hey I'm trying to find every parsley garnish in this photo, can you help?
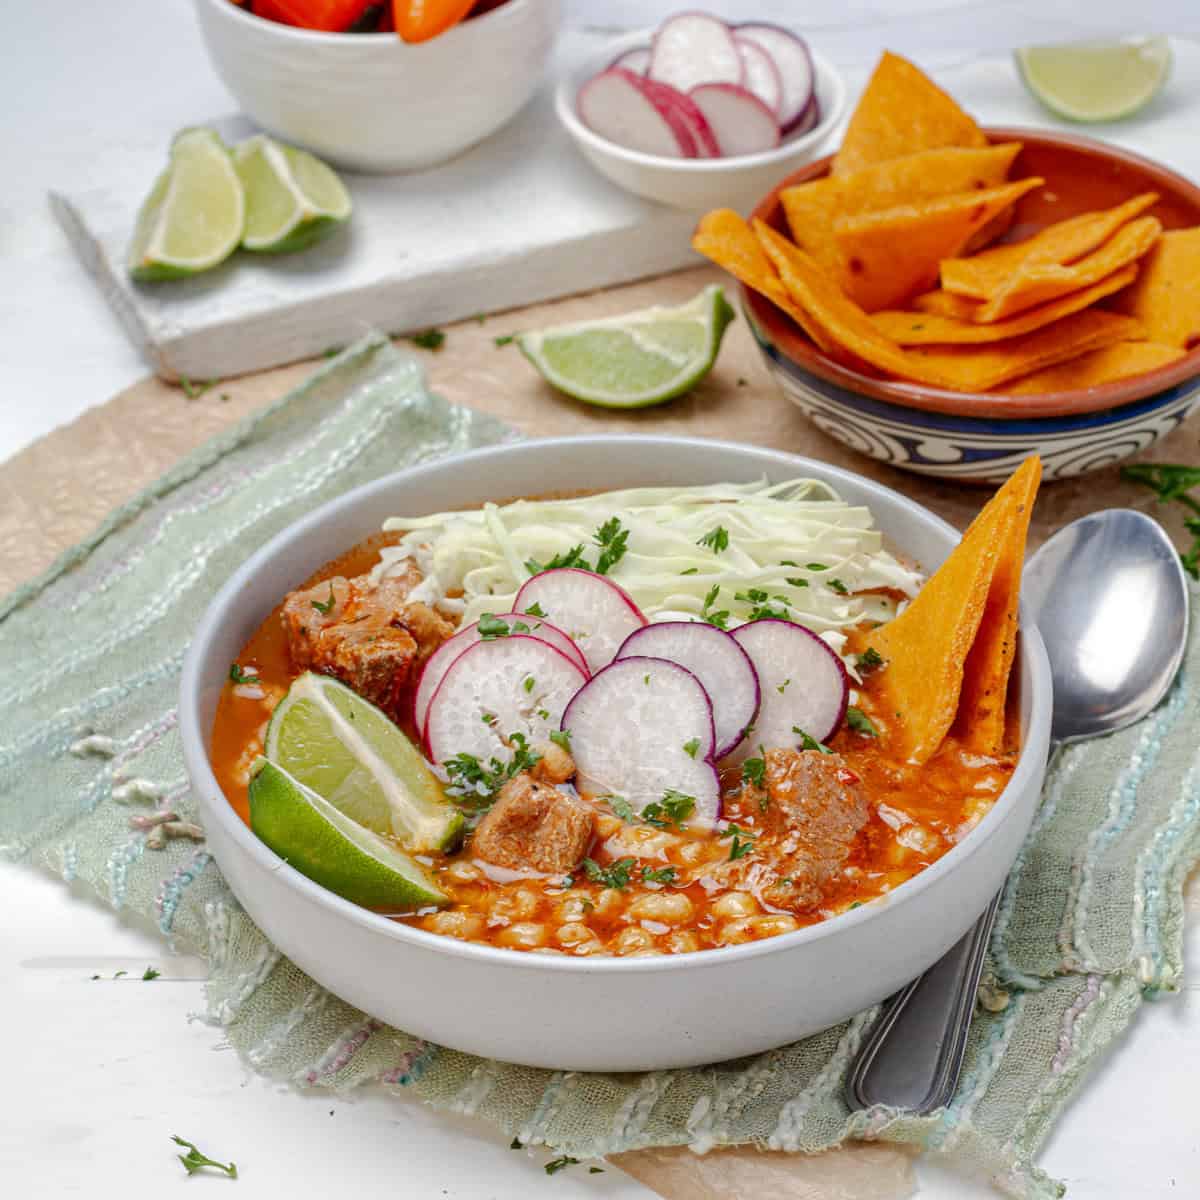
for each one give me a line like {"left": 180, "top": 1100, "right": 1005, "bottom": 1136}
{"left": 593, "top": 516, "right": 629, "bottom": 575}
{"left": 524, "top": 601, "right": 546, "bottom": 617}
{"left": 311, "top": 582, "right": 336, "bottom": 615}
{"left": 642, "top": 865, "right": 677, "bottom": 884}
{"left": 722, "top": 824, "right": 756, "bottom": 861}
{"left": 410, "top": 328, "right": 445, "bottom": 351}
{"left": 828, "top": 577, "right": 849, "bottom": 596}
{"left": 228, "top": 663, "right": 258, "bottom": 684}
{"left": 545, "top": 1156, "right": 580, "bottom": 1176}
{"left": 444, "top": 733, "right": 541, "bottom": 808}
{"left": 608, "top": 796, "right": 635, "bottom": 823}
{"left": 787, "top": 577, "right": 809, "bottom": 588}
{"left": 806, "top": 562, "right": 828, "bottom": 571}
{"left": 641, "top": 790, "right": 695, "bottom": 830}
{"left": 741, "top": 757, "right": 766, "bottom": 789}
{"left": 583, "top": 857, "right": 636, "bottom": 890}
{"left": 735, "top": 587, "right": 790, "bottom": 622}
{"left": 680, "top": 567, "right": 699, "bottom": 576}
{"left": 179, "top": 376, "right": 218, "bottom": 400}
{"left": 549, "top": 729, "right": 572, "bottom": 752}
{"left": 523, "top": 675, "right": 535, "bottom": 693}
{"left": 700, "top": 583, "right": 730, "bottom": 629}
{"left": 494, "top": 334, "right": 515, "bottom": 347}
{"left": 526, "top": 544, "right": 589, "bottom": 575}
{"left": 856, "top": 647, "right": 886, "bottom": 673}
{"left": 1121, "top": 462, "right": 1200, "bottom": 578}
{"left": 846, "top": 706, "right": 878, "bottom": 737}
{"left": 697, "top": 526, "right": 730, "bottom": 554}
{"left": 682, "top": 737, "right": 700, "bottom": 759}
{"left": 776, "top": 678, "right": 790, "bottom": 694}
{"left": 478, "top": 613, "right": 511, "bottom": 640}
{"left": 142, "top": 966, "right": 160, "bottom": 981}
{"left": 172, "top": 1135, "right": 237, "bottom": 1179}
{"left": 793, "top": 726, "right": 834, "bottom": 754}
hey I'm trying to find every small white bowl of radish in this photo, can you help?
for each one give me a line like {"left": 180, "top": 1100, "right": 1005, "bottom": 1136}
{"left": 556, "top": 12, "right": 845, "bottom": 209}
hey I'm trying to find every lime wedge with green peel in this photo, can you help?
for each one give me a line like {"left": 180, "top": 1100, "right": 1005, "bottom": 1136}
{"left": 234, "top": 135, "right": 352, "bottom": 254}
{"left": 1016, "top": 37, "right": 1172, "bottom": 123}
{"left": 128, "top": 128, "right": 245, "bottom": 281}
{"left": 249, "top": 759, "right": 447, "bottom": 910}
{"left": 515, "top": 284, "right": 736, "bottom": 408}
{"left": 265, "top": 672, "right": 463, "bottom": 853}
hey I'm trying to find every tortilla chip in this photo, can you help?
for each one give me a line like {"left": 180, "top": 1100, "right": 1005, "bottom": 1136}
{"left": 865, "top": 460, "right": 1040, "bottom": 762}
{"left": 834, "top": 51, "right": 987, "bottom": 178}
{"left": 973, "top": 216, "right": 1162, "bottom": 322}
{"left": 875, "top": 263, "right": 1138, "bottom": 344}
{"left": 952, "top": 457, "right": 1041, "bottom": 754}
{"left": 999, "top": 341, "right": 1186, "bottom": 395}
{"left": 1109, "top": 227, "right": 1200, "bottom": 349}
{"left": 962, "top": 205, "right": 1015, "bottom": 257}
{"left": 832, "top": 177, "right": 1044, "bottom": 311}
{"left": 691, "top": 209, "right": 836, "bottom": 353}
{"left": 781, "top": 143, "right": 1023, "bottom": 274}
{"left": 754, "top": 220, "right": 1142, "bottom": 392}
{"left": 941, "top": 192, "right": 1160, "bottom": 300}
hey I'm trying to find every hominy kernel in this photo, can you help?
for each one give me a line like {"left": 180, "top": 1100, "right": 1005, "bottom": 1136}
{"left": 446, "top": 861, "right": 483, "bottom": 883}
{"left": 627, "top": 892, "right": 693, "bottom": 924}
{"left": 666, "top": 930, "right": 699, "bottom": 954}
{"left": 751, "top": 914, "right": 800, "bottom": 937}
{"left": 612, "top": 927, "right": 655, "bottom": 954}
{"left": 424, "top": 911, "right": 485, "bottom": 940}
{"left": 676, "top": 842, "right": 706, "bottom": 865}
{"left": 716, "top": 917, "right": 758, "bottom": 945}
{"left": 594, "top": 888, "right": 625, "bottom": 916}
{"left": 496, "top": 922, "right": 547, "bottom": 949}
{"left": 555, "top": 896, "right": 590, "bottom": 922}
{"left": 556, "top": 922, "right": 594, "bottom": 947}
{"left": 711, "top": 891, "right": 759, "bottom": 919}
{"left": 572, "top": 938, "right": 606, "bottom": 956}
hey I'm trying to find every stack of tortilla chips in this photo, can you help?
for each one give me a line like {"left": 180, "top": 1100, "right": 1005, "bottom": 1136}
{"left": 694, "top": 51, "right": 1200, "bottom": 395}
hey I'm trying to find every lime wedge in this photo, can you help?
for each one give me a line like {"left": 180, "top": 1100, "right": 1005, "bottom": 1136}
{"left": 234, "top": 135, "right": 352, "bottom": 253}
{"left": 265, "top": 672, "right": 463, "bottom": 853}
{"left": 515, "top": 284, "right": 736, "bottom": 408}
{"left": 249, "top": 759, "right": 447, "bottom": 911}
{"left": 128, "top": 128, "right": 245, "bottom": 281}
{"left": 1016, "top": 37, "right": 1171, "bottom": 123}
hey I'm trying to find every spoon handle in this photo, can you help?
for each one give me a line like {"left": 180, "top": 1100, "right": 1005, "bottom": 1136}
{"left": 844, "top": 892, "right": 1001, "bottom": 1113}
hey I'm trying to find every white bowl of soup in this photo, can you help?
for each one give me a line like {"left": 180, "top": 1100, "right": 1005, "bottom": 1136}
{"left": 179, "top": 436, "right": 1051, "bottom": 1071}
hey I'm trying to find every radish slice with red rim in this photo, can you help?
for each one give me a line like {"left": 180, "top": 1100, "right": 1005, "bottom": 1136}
{"left": 577, "top": 68, "right": 697, "bottom": 158}
{"left": 414, "top": 613, "right": 587, "bottom": 738}
{"left": 735, "top": 22, "right": 815, "bottom": 133}
{"left": 727, "top": 619, "right": 848, "bottom": 761}
{"left": 649, "top": 11, "right": 743, "bottom": 95}
{"left": 562, "top": 656, "right": 720, "bottom": 828}
{"left": 615, "top": 621, "right": 759, "bottom": 759}
{"left": 425, "top": 635, "right": 587, "bottom": 766}
{"left": 610, "top": 45, "right": 651, "bottom": 74}
{"left": 734, "top": 36, "right": 783, "bottom": 118}
{"left": 639, "top": 76, "right": 721, "bottom": 157}
{"left": 516, "top": 568, "right": 647, "bottom": 674}
{"left": 689, "top": 84, "right": 781, "bottom": 156}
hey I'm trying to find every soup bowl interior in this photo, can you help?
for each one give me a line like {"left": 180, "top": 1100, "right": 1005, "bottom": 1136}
{"left": 180, "top": 436, "right": 1051, "bottom": 1071}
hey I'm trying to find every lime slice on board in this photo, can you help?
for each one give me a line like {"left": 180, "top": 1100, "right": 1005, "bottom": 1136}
{"left": 1016, "top": 37, "right": 1171, "bottom": 123}
{"left": 249, "top": 759, "right": 447, "bottom": 910}
{"left": 234, "top": 135, "right": 352, "bottom": 253}
{"left": 127, "top": 127, "right": 245, "bottom": 281}
{"left": 515, "top": 283, "right": 736, "bottom": 408}
{"left": 265, "top": 672, "right": 463, "bottom": 853}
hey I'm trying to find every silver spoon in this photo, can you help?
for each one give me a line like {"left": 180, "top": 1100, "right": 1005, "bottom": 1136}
{"left": 845, "top": 508, "right": 1190, "bottom": 1114}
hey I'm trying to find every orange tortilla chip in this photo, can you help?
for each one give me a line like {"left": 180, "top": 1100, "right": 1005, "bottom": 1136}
{"left": 865, "top": 459, "right": 1040, "bottom": 762}
{"left": 834, "top": 51, "right": 987, "bottom": 178}
{"left": 1110, "top": 227, "right": 1200, "bottom": 349}
{"left": 781, "top": 143, "right": 1023, "bottom": 274}
{"left": 973, "top": 216, "right": 1162, "bottom": 322}
{"left": 874, "top": 263, "right": 1138, "bottom": 344}
{"left": 691, "top": 209, "right": 836, "bottom": 353}
{"left": 952, "top": 457, "right": 1042, "bottom": 754}
{"left": 941, "top": 192, "right": 1160, "bottom": 300}
{"left": 754, "top": 220, "right": 1142, "bottom": 392}
{"left": 999, "top": 341, "right": 1186, "bottom": 395}
{"left": 832, "top": 178, "right": 1044, "bottom": 311}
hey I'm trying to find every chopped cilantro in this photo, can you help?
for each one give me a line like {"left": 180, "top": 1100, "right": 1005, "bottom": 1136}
{"left": 786, "top": 578, "right": 809, "bottom": 588}
{"left": 589, "top": 1166, "right": 605, "bottom": 1174}
{"left": 583, "top": 857, "right": 636, "bottom": 890}
{"left": 481, "top": 711, "right": 498, "bottom": 726}
{"left": 806, "top": 562, "right": 828, "bottom": 571}
{"left": 828, "top": 577, "right": 849, "bottom": 596}
{"left": 510, "top": 1137, "right": 523, "bottom": 1150}
{"left": 641, "top": 790, "right": 695, "bottom": 830}
{"left": 473, "top": 312, "right": 487, "bottom": 324}
{"left": 792, "top": 726, "right": 833, "bottom": 754}
{"left": 172, "top": 1136, "right": 237, "bottom": 1179}
{"left": 142, "top": 966, "right": 160, "bottom": 981}
{"left": 544, "top": 1156, "right": 580, "bottom": 1176}
{"left": 310, "top": 582, "right": 336, "bottom": 615}
{"left": 494, "top": 334, "right": 515, "bottom": 347}
{"left": 856, "top": 647, "right": 886, "bottom": 673}
{"left": 735, "top": 587, "right": 789, "bottom": 622}
{"left": 228, "top": 663, "right": 258, "bottom": 684}
{"left": 682, "top": 737, "right": 700, "bottom": 759}
{"left": 697, "top": 526, "right": 730, "bottom": 554}
{"left": 179, "top": 376, "right": 218, "bottom": 400}
{"left": 443, "top": 734, "right": 541, "bottom": 809}
{"left": 680, "top": 566, "right": 699, "bottom": 576}
{"left": 1120, "top": 462, "right": 1200, "bottom": 579}
{"left": 523, "top": 675, "right": 535, "bottom": 693}
{"left": 526, "top": 545, "right": 588, "bottom": 575}
{"left": 776, "top": 678, "right": 790, "bottom": 694}
{"left": 643, "top": 673, "right": 650, "bottom": 685}
{"left": 780, "top": 559, "right": 799, "bottom": 567}
{"left": 741, "top": 757, "right": 766, "bottom": 789}
{"left": 593, "top": 516, "right": 630, "bottom": 575}
{"left": 536, "top": 708, "right": 550, "bottom": 720}
{"left": 410, "top": 328, "right": 445, "bottom": 351}
{"left": 845, "top": 706, "right": 878, "bottom": 737}
{"left": 608, "top": 796, "right": 635, "bottom": 823}
{"left": 524, "top": 601, "right": 547, "bottom": 617}
{"left": 478, "top": 613, "right": 511, "bottom": 639}
{"left": 722, "top": 824, "right": 756, "bottom": 861}
{"left": 700, "top": 583, "right": 730, "bottom": 629}
{"left": 549, "top": 729, "right": 572, "bottom": 752}
{"left": 642, "top": 865, "right": 677, "bottom": 885}
{"left": 737, "top": 376, "right": 748, "bottom": 387}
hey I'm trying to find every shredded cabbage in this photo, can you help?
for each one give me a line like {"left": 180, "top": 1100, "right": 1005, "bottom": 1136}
{"left": 375, "top": 479, "right": 924, "bottom": 660}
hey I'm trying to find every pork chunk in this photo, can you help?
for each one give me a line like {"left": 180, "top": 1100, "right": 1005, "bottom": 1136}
{"left": 280, "top": 569, "right": 454, "bottom": 718}
{"left": 472, "top": 774, "right": 594, "bottom": 875}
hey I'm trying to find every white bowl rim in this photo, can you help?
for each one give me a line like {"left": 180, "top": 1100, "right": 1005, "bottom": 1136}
{"left": 555, "top": 28, "right": 847, "bottom": 173}
{"left": 196, "top": 0, "right": 535, "bottom": 47}
{"left": 180, "top": 434, "right": 1051, "bottom": 978}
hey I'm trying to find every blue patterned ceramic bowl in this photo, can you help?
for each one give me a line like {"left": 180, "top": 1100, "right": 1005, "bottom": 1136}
{"left": 745, "top": 129, "right": 1200, "bottom": 483}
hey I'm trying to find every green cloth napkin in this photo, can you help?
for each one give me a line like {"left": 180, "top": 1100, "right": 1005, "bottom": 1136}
{"left": 3, "top": 334, "right": 1198, "bottom": 1199}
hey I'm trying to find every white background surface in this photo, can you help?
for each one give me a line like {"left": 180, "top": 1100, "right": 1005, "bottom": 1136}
{"left": 5, "top": 1, "right": 1200, "bottom": 1195}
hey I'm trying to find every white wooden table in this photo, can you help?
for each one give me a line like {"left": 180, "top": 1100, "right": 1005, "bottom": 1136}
{"left": 4, "top": 1, "right": 1200, "bottom": 1195}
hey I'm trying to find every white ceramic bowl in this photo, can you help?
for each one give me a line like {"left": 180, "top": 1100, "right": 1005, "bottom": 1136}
{"left": 555, "top": 31, "right": 846, "bottom": 210}
{"left": 180, "top": 436, "right": 1050, "bottom": 1072}
{"left": 193, "top": 0, "right": 561, "bottom": 172}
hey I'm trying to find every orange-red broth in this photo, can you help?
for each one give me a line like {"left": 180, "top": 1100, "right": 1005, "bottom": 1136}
{"left": 211, "top": 533, "right": 1017, "bottom": 957}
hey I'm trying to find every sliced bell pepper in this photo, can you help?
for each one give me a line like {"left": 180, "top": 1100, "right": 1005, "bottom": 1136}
{"left": 392, "top": 0, "right": 477, "bottom": 43}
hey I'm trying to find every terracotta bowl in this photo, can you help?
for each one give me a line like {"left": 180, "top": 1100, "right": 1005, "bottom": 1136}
{"left": 745, "top": 128, "right": 1200, "bottom": 482}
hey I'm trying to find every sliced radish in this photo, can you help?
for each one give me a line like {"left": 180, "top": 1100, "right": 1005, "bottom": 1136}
{"left": 413, "top": 613, "right": 588, "bottom": 737}
{"left": 689, "top": 84, "right": 781, "bottom": 157}
{"left": 649, "top": 11, "right": 743, "bottom": 95}
{"left": 562, "top": 656, "right": 720, "bottom": 827}
{"left": 787, "top": 92, "right": 822, "bottom": 138}
{"left": 577, "top": 68, "right": 697, "bottom": 158}
{"left": 640, "top": 76, "right": 721, "bottom": 158}
{"left": 615, "top": 621, "right": 759, "bottom": 759}
{"left": 734, "top": 36, "right": 783, "bottom": 118}
{"left": 425, "top": 635, "right": 586, "bottom": 766}
{"left": 515, "top": 568, "right": 647, "bottom": 674}
{"left": 736, "top": 22, "right": 815, "bottom": 132}
{"left": 728, "top": 620, "right": 849, "bottom": 761}
{"left": 610, "top": 45, "right": 651, "bottom": 74}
